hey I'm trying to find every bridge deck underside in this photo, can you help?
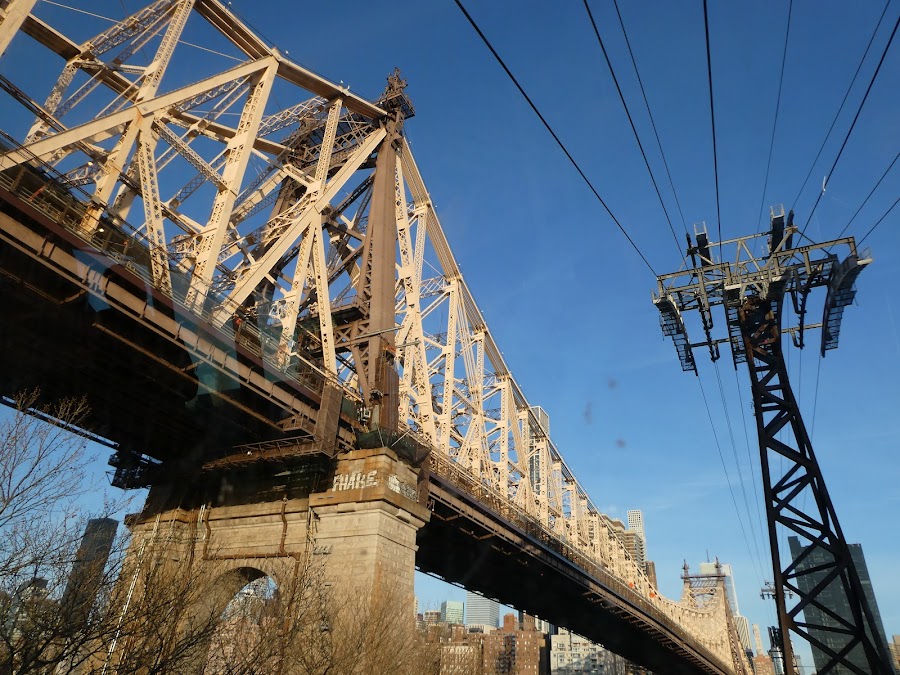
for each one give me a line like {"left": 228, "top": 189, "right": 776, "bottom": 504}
{"left": 420, "top": 475, "right": 730, "bottom": 675}
{"left": 0, "top": 188, "right": 325, "bottom": 463}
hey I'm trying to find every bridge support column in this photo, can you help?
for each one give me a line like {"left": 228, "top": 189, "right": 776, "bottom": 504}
{"left": 107, "top": 447, "right": 428, "bottom": 674}
{"left": 309, "top": 446, "right": 430, "bottom": 616}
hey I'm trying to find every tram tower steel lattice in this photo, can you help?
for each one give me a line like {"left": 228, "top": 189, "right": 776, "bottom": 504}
{"left": 652, "top": 206, "right": 892, "bottom": 675}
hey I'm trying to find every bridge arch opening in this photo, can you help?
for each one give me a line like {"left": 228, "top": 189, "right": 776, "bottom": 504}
{"left": 203, "top": 568, "right": 281, "bottom": 674}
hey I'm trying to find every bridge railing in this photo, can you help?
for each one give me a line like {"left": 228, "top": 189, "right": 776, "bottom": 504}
{"left": 428, "top": 451, "right": 727, "bottom": 663}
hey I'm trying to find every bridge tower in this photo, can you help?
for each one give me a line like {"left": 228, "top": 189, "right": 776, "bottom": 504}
{"left": 653, "top": 207, "right": 893, "bottom": 674}
{"left": 120, "top": 66, "right": 431, "bottom": 654}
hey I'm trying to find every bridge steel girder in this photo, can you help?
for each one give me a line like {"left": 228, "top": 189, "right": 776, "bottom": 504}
{"left": 0, "top": 0, "right": 37, "bottom": 56}
{"left": 0, "top": 185, "right": 353, "bottom": 463}
{"left": 0, "top": 3, "right": 748, "bottom": 671}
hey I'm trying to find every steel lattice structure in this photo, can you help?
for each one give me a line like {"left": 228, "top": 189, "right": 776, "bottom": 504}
{"left": 0, "top": 2, "right": 750, "bottom": 671}
{"left": 653, "top": 208, "right": 893, "bottom": 674}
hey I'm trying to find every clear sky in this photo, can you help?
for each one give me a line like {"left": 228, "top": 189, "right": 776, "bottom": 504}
{"left": 2, "top": 0, "right": 899, "bottom": 665}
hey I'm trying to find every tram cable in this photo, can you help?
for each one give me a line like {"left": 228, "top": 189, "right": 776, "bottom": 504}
{"left": 790, "top": 1, "right": 893, "bottom": 216}
{"left": 859, "top": 192, "right": 900, "bottom": 245}
{"left": 835, "top": 148, "right": 900, "bottom": 240}
{"left": 696, "top": 375, "right": 767, "bottom": 587}
{"left": 702, "top": 0, "right": 723, "bottom": 258}
{"left": 611, "top": 0, "right": 689, "bottom": 237}
{"left": 713, "top": 361, "right": 767, "bottom": 577}
{"left": 800, "top": 7, "right": 900, "bottom": 238}
{"left": 755, "top": 1, "right": 793, "bottom": 235}
{"left": 582, "top": 0, "right": 682, "bottom": 255}
{"left": 453, "top": 0, "right": 658, "bottom": 276}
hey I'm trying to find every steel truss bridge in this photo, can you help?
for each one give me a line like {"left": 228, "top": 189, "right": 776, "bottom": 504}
{"left": 0, "top": 2, "right": 749, "bottom": 673}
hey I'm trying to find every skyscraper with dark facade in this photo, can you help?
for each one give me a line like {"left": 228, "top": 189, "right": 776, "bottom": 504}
{"left": 788, "top": 536, "right": 890, "bottom": 674}
{"left": 61, "top": 518, "right": 118, "bottom": 624}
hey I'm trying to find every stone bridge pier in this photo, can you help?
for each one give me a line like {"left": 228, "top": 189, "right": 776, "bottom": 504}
{"left": 118, "top": 446, "right": 430, "bottom": 672}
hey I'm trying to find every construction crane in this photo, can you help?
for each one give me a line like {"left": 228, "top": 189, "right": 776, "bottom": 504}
{"left": 652, "top": 205, "right": 892, "bottom": 674}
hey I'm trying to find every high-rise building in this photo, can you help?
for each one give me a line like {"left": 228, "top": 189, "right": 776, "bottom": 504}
{"left": 424, "top": 610, "right": 441, "bottom": 626}
{"left": 626, "top": 510, "right": 644, "bottom": 539}
{"left": 625, "top": 510, "right": 647, "bottom": 568}
{"left": 441, "top": 600, "right": 464, "bottom": 625}
{"left": 788, "top": 536, "right": 890, "bottom": 674}
{"left": 550, "top": 627, "right": 651, "bottom": 674}
{"left": 550, "top": 628, "right": 603, "bottom": 674}
{"left": 733, "top": 615, "right": 751, "bottom": 656}
{"left": 622, "top": 530, "right": 645, "bottom": 567}
{"left": 61, "top": 518, "right": 118, "bottom": 624}
{"left": 466, "top": 591, "right": 500, "bottom": 628}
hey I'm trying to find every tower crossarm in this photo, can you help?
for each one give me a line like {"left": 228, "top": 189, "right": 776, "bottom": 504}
{"left": 653, "top": 214, "right": 869, "bottom": 368}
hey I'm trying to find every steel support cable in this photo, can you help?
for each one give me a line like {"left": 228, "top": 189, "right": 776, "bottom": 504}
{"left": 713, "top": 360, "right": 766, "bottom": 581}
{"left": 611, "top": 0, "right": 689, "bottom": 236}
{"left": 696, "top": 374, "right": 766, "bottom": 585}
{"left": 731, "top": 363, "right": 770, "bottom": 605}
{"left": 755, "top": 0, "right": 793, "bottom": 236}
{"left": 801, "top": 7, "right": 900, "bottom": 238}
{"left": 702, "top": 0, "right": 723, "bottom": 258}
{"left": 790, "top": 1, "right": 892, "bottom": 214}
{"left": 835, "top": 147, "right": 900, "bottom": 240}
{"left": 453, "top": 0, "right": 658, "bottom": 276}
{"left": 798, "top": 354, "right": 824, "bottom": 523}
{"left": 582, "top": 0, "right": 682, "bottom": 256}
{"left": 859, "top": 191, "right": 900, "bottom": 245}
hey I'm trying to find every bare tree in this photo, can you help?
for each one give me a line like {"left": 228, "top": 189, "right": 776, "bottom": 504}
{"left": 0, "top": 393, "right": 225, "bottom": 675}
{"left": 201, "top": 564, "right": 440, "bottom": 675}
{"left": 0, "top": 391, "right": 122, "bottom": 675}
{"left": 0, "top": 394, "right": 440, "bottom": 674}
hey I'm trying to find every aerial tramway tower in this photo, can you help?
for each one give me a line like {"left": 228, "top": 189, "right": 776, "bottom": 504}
{"left": 652, "top": 206, "right": 893, "bottom": 674}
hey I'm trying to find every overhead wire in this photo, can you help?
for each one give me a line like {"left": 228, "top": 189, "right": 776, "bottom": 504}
{"left": 800, "top": 7, "right": 900, "bottom": 238}
{"left": 755, "top": 0, "right": 793, "bottom": 236}
{"left": 457, "top": 0, "right": 774, "bottom": 598}
{"left": 698, "top": 3, "right": 770, "bottom": 582}
{"left": 789, "top": 1, "right": 892, "bottom": 215}
{"left": 712, "top": 361, "right": 767, "bottom": 578}
{"left": 731, "top": 364, "right": 768, "bottom": 577}
{"left": 582, "top": 0, "right": 682, "bottom": 255}
{"left": 696, "top": 375, "right": 766, "bottom": 586}
{"left": 41, "top": 0, "right": 117, "bottom": 22}
{"left": 702, "top": 0, "right": 722, "bottom": 257}
{"left": 859, "top": 192, "right": 900, "bottom": 245}
{"left": 611, "top": 0, "right": 689, "bottom": 237}
{"left": 452, "top": 0, "right": 658, "bottom": 276}
{"left": 835, "top": 147, "right": 900, "bottom": 240}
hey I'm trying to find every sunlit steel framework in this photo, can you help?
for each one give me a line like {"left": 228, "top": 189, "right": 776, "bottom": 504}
{"left": 653, "top": 207, "right": 893, "bottom": 674}
{"left": 0, "top": 2, "right": 751, "bottom": 671}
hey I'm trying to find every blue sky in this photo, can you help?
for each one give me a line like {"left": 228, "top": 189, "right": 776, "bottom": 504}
{"left": 2, "top": 0, "right": 899, "bottom": 663}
